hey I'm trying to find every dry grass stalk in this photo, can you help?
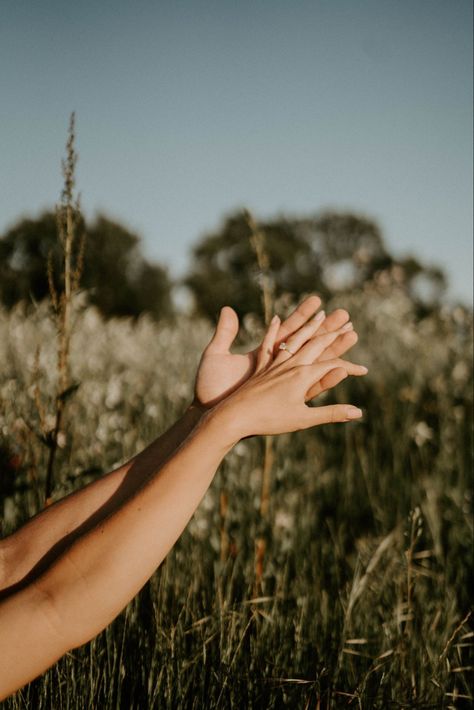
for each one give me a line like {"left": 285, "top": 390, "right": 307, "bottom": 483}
{"left": 246, "top": 209, "right": 275, "bottom": 589}
{"left": 404, "top": 506, "right": 423, "bottom": 635}
{"left": 245, "top": 209, "right": 274, "bottom": 326}
{"left": 439, "top": 610, "right": 472, "bottom": 666}
{"left": 43, "top": 113, "right": 83, "bottom": 505}
{"left": 219, "top": 490, "right": 229, "bottom": 563}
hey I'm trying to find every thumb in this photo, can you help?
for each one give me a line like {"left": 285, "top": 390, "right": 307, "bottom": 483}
{"left": 206, "top": 306, "right": 239, "bottom": 353}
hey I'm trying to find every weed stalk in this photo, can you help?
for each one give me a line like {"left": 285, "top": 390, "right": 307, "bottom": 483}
{"left": 246, "top": 209, "right": 275, "bottom": 589}
{"left": 44, "top": 113, "right": 84, "bottom": 505}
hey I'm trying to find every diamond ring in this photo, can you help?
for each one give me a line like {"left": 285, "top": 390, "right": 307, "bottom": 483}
{"left": 278, "top": 342, "right": 296, "bottom": 355}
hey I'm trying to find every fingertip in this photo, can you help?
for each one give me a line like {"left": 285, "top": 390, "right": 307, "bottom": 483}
{"left": 305, "top": 294, "right": 321, "bottom": 305}
{"left": 341, "top": 321, "right": 354, "bottom": 333}
{"left": 299, "top": 294, "right": 322, "bottom": 313}
{"left": 346, "top": 406, "right": 363, "bottom": 420}
{"left": 220, "top": 305, "right": 237, "bottom": 318}
{"left": 208, "top": 306, "right": 239, "bottom": 351}
{"left": 335, "top": 308, "right": 350, "bottom": 322}
{"left": 341, "top": 330, "right": 358, "bottom": 346}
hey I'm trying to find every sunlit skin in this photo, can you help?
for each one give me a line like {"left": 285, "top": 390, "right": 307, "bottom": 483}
{"left": 0, "top": 297, "right": 360, "bottom": 593}
{"left": 0, "top": 296, "right": 367, "bottom": 699}
{"left": 194, "top": 295, "right": 360, "bottom": 405}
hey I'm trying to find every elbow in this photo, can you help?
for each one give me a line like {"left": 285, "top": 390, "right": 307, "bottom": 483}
{"left": 32, "top": 579, "right": 73, "bottom": 651}
{"left": 0, "top": 581, "right": 72, "bottom": 700}
{"left": 34, "top": 578, "right": 97, "bottom": 653}
{"left": 33, "top": 560, "right": 105, "bottom": 651}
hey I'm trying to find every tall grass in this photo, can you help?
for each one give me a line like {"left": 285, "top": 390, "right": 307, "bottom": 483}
{"left": 36, "top": 113, "right": 83, "bottom": 505}
{"left": 247, "top": 209, "right": 276, "bottom": 591}
{"left": 0, "top": 274, "right": 472, "bottom": 707}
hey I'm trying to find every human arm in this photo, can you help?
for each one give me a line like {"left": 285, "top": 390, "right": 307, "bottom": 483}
{"left": 0, "top": 316, "right": 366, "bottom": 699}
{"left": 0, "top": 296, "right": 359, "bottom": 591}
{"left": 0, "top": 404, "right": 203, "bottom": 592}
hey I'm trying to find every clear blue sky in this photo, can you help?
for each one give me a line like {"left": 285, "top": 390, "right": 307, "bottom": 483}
{"left": 1, "top": 0, "right": 472, "bottom": 302}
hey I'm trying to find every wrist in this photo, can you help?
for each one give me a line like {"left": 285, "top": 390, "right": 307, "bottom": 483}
{"left": 203, "top": 399, "right": 245, "bottom": 450}
{"left": 183, "top": 400, "right": 207, "bottom": 423}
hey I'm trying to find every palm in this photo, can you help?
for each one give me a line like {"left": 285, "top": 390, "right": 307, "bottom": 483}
{"left": 195, "top": 351, "right": 255, "bottom": 407}
{"left": 194, "top": 298, "right": 358, "bottom": 409}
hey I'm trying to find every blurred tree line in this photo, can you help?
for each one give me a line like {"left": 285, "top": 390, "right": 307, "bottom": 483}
{"left": 185, "top": 210, "right": 446, "bottom": 319}
{"left": 0, "top": 208, "right": 447, "bottom": 320}
{"left": 0, "top": 212, "right": 173, "bottom": 320}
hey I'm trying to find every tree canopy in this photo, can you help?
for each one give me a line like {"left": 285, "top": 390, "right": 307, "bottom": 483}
{"left": 0, "top": 207, "right": 447, "bottom": 322}
{"left": 185, "top": 210, "right": 446, "bottom": 319}
{"left": 0, "top": 212, "right": 172, "bottom": 319}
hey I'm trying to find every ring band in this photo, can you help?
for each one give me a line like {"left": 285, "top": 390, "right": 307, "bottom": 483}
{"left": 279, "top": 341, "right": 296, "bottom": 355}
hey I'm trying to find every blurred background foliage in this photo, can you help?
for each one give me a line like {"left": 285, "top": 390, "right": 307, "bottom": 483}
{"left": 0, "top": 211, "right": 172, "bottom": 320}
{"left": 185, "top": 209, "right": 446, "bottom": 320}
{"left": 0, "top": 203, "right": 472, "bottom": 706}
{"left": 0, "top": 206, "right": 448, "bottom": 323}
{"left": 0, "top": 280, "right": 472, "bottom": 706}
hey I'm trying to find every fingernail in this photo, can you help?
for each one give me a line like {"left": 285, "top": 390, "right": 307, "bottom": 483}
{"left": 313, "top": 310, "right": 325, "bottom": 323}
{"left": 271, "top": 315, "right": 280, "bottom": 325}
{"left": 346, "top": 406, "right": 363, "bottom": 419}
{"left": 360, "top": 366, "right": 369, "bottom": 374}
{"left": 340, "top": 322, "right": 353, "bottom": 333}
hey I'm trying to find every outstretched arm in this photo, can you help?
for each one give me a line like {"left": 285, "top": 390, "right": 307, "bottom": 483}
{"left": 0, "top": 404, "right": 204, "bottom": 592}
{"left": 0, "top": 315, "right": 366, "bottom": 699}
{"left": 0, "top": 410, "right": 232, "bottom": 699}
{"left": 0, "top": 297, "right": 361, "bottom": 591}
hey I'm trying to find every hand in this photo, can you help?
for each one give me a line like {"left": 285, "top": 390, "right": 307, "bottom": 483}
{"left": 213, "top": 316, "right": 367, "bottom": 441}
{"left": 194, "top": 296, "right": 361, "bottom": 408}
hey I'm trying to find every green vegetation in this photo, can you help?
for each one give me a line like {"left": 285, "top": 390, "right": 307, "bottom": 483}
{"left": 0, "top": 277, "right": 472, "bottom": 707}
{"left": 185, "top": 209, "right": 446, "bottom": 321}
{"left": 0, "top": 117, "right": 471, "bottom": 708}
{"left": 0, "top": 213, "right": 172, "bottom": 321}
{"left": 0, "top": 203, "right": 446, "bottom": 326}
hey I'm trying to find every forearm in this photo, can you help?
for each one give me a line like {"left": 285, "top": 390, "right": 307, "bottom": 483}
{"left": 0, "top": 404, "right": 204, "bottom": 591}
{"left": 53, "top": 410, "right": 234, "bottom": 637}
{"left": 0, "top": 407, "right": 235, "bottom": 698}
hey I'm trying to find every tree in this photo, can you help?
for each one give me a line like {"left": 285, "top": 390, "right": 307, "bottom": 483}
{"left": 185, "top": 212, "right": 324, "bottom": 320}
{"left": 0, "top": 212, "right": 172, "bottom": 319}
{"left": 184, "top": 209, "right": 446, "bottom": 319}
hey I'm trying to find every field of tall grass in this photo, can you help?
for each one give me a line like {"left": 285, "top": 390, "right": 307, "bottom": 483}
{"left": 0, "top": 271, "right": 472, "bottom": 708}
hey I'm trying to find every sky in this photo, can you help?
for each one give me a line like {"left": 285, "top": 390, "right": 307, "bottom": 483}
{"left": 1, "top": 0, "right": 472, "bottom": 303}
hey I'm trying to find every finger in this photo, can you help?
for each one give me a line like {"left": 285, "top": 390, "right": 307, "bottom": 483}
{"left": 206, "top": 306, "right": 239, "bottom": 354}
{"left": 307, "top": 367, "right": 348, "bottom": 399}
{"left": 272, "top": 310, "right": 327, "bottom": 365}
{"left": 302, "top": 403, "right": 363, "bottom": 427}
{"left": 317, "top": 308, "right": 350, "bottom": 334}
{"left": 319, "top": 330, "right": 358, "bottom": 361}
{"left": 275, "top": 295, "right": 321, "bottom": 345}
{"left": 296, "top": 358, "right": 350, "bottom": 393}
{"left": 290, "top": 324, "right": 354, "bottom": 366}
{"left": 255, "top": 315, "right": 281, "bottom": 372}
{"left": 306, "top": 359, "right": 368, "bottom": 399}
